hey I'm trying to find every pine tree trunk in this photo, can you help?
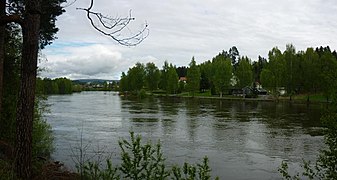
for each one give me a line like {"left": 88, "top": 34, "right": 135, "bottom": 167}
{"left": 0, "top": 1, "right": 5, "bottom": 117}
{"left": 15, "top": 0, "right": 40, "bottom": 179}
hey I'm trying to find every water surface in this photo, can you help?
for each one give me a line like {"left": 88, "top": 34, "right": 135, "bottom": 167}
{"left": 45, "top": 91, "right": 325, "bottom": 179}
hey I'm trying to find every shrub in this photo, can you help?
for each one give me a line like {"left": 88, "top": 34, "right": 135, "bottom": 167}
{"left": 77, "top": 132, "right": 218, "bottom": 180}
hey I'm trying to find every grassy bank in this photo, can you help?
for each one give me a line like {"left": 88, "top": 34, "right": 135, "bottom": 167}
{"left": 151, "top": 91, "right": 330, "bottom": 104}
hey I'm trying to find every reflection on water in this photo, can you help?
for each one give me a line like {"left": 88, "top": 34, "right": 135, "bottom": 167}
{"left": 46, "top": 92, "right": 325, "bottom": 179}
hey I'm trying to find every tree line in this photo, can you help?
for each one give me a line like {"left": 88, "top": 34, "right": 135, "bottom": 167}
{"left": 119, "top": 45, "right": 337, "bottom": 101}
{"left": 36, "top": 77, "right": 73, "bottom": 94}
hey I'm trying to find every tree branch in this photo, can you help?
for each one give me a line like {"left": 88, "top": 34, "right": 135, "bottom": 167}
{"left": 0, "top": 14, "right": 23, "bottom": 26}
{"left": 77, "top": 0, "right": 149, "bottom": 46}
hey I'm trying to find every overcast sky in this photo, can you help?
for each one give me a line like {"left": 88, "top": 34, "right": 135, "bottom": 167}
{"left": 39, "top": 0, "right": 337, "bottom": 80}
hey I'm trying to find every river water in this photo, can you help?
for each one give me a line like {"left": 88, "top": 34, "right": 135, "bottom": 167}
{"left": 45, "top": 91, "right": 325, "bottom": 179}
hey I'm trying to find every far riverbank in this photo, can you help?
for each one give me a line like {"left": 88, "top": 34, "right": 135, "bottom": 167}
{"left": 150, "top": 92, "right": 331, "bottom": 104}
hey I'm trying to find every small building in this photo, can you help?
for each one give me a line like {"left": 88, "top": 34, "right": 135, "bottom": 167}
{"left": 179, "top": 77, "right": 187, "bottom": 83}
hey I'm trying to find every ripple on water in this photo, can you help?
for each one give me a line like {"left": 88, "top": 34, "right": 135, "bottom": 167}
{"left": 46, "top": 93, "right": 325, "bottom": 179}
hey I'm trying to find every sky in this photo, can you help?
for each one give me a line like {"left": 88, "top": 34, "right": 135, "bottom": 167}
{"left": 39, "top": 0, "right": 337, "bottom": 80}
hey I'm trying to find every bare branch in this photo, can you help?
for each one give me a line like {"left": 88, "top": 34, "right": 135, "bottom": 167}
{"left": 62, "top": 0, "right": 78, "bottom": 8}
{"left": 77, "top": 0, "right": 149, "bottom": 46}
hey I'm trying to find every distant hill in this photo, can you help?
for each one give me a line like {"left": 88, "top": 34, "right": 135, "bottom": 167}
{"left": 72, "top": 79, "right": 119, "bottom": 84}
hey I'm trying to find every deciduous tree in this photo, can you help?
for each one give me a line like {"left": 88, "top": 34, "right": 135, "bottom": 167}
{"left": 127, "top": 62, "right": 145, "bottom": 92}
{"left": 213, "top": 57, "right": 232, "bottom": 97}
{"left": 145, "top": 62, "right": 160, "bottom": 92}
{"left": 235, "top": 56, "right": 253, "bottom": 88}
{"left": 166, "top": 64, "right": 178, "bottom": 94}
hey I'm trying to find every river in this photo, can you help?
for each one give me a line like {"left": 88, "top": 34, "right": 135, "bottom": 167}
{"left": 45, "top": 91, "right": 325, "bottom": 179}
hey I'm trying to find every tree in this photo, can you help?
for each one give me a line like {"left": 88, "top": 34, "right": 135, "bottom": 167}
{"left": 176, "top": 66, "right": 187, "bottom": 78}
{"left": 260, "top": 68, "right": 275, "bottom": 92}
{"left": 229, "top": 46, "right": 239, "bottom": 68}
{"left": 127, "top": 62, "right": 145, "bottom": 92}
{"left": 145, "top": 62, "right": 160, "bottom": 92}
{"left": 166, "top": 64, "right": 178, "bottom": 94}
{"left": 1, "top": 0, "right": 148, "bottom": 178}
{"left": 0, "top": 0, "right": 65, "bottom": 115}
{"left": 283, "top": 44, "right": 297, "bottom": 99}
{"left": 302, "top": 48, "right": 319, "bottom": 100}
{"left": 261, "top": 47, "right": 285, "bottom": 94}
{"left": 0, "top": 0, "right": 66, "bottom": 177}
{"left": 212, "top": 57, "right": 232, "bottom": 97}
{"left": 0, "top": 2, "right": 5, "bottom": 116}
{"left": 186, "top": 57, "right": 200, "bottom": 96}
{"left": 119, "top": 72, "right": 129, "bottom": 92}
{"left": 199, "top": 60, "right": 213, "bottom": 93}
{"left": 235, "top": 56, "right": 253, "bottom": 88}
{"left": 252, "top": 55, "right": 267, "bottom": 84}
{"left": 55, "top": 77, "right": 72, "bottom": 94}
{"left": 159, "top": 61, "right": 169, "bottom": 91}
{"left": 14, "top": 1, "right": 42, "bottom": 177}
{"left": 0, "top": 25, "right": 21, "bottom": 142}
{"left": 318, "top": 50, "right": 337, "bottom": 102}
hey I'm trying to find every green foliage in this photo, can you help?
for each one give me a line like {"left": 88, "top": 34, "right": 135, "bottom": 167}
{"left": 229, "top": 46, "right": 240, "bottom": 67}
{"left": 167, "top": 64, "right": 179, "bottom": 94}
{"left": 32, "top": 95, "right": 54, "bottom": 158}
{"left": 145, "top": 62, "right": 160, "bottom": 92}
{"left": 78, "top": 132, "right": 218, "bottom": 180}
{"left": 159, "top": 61, "right": 170, "bottom": 91}
{"left": 261, "top": 47, "right": 286, "bottom": 93}
{"left": 119, "top": 44, "right": 337, "bottom": 100}
{"left": 317, "top": 107, "right": 337, "bottom": 179}
{"left": 82, "top": 160, "right": 120, "bottom": 180}
{"left": 128, "top": 63, "right": 146, "bottom": 92}
{"left": 284, "top": 44, "right": 298, "bottom": 95}
{"left": 318, "top": 50, "right": 337, "bottom": 102}
{"left": 137, "top": 89, "right": 148, "bottom": 99}
{"left": 0, "top": 26, "right": 21, "bottom": 141}
{"left": 119, "top": 72, "right": 129, "bottom": 92}
{"left": 302, "top": 48, "right": 320, "bottom": 97}
{"left": 212, "top": 57, "right": 232, "bottom": 97}
{"left": 119, "top": 132, "right": 170, "bottom": 179}
{"left": 37, "top": 77, "right": 73, "bottom": 94}
{"left": 199, "top": 61, "right": 213, "bottom": 93}
{"left": 186, "top": 57, "right": 201, "bottom": 96}
{"left": 119, "top": 62, "right": 146, "bottom": 94}
{"left": 235, "top": 56, "right": 253, "bottom": 88}
{"left": 252, "top": 56, "right": 267, "bottom": 83}
{"left": 172, "top": 156, "right": 215, "bottom": 180}
{"left": 260, "top": 69, "right": 274, "bottom": 92}
{"left": 0, "top": 159, "right": 15, "bottom": 180}
{"left": 7, "top": 0, "right": 66, "bottom": 48}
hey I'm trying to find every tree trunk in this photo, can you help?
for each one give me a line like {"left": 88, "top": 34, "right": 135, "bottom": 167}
{"left": 0, "top": 1, "right": 5, "bottom": 117}
{"left": 15, "top": 0, "right": 40, "bottom": 179}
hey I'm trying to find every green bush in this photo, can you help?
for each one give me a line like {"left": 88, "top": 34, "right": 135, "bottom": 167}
{"left": 77, "top": 132, "right": 218, "bottom": 180}
{"left": 32, "top": 95, "right": 54, "bottom": 159}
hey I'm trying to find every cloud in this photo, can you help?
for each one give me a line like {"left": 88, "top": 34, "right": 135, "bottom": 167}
{"left": 40, "top": 44, "right": 124, "bottom": 79}
{"left": 40, "top": 0, "right": 337, "bottom": 79}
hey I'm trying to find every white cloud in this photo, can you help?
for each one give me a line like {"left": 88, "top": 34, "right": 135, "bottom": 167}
{"left": 40, "top": 0, "right": 337, "bottom": 79}
{"left": 40, "top": 44, "right": 124, "bottom": 79}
